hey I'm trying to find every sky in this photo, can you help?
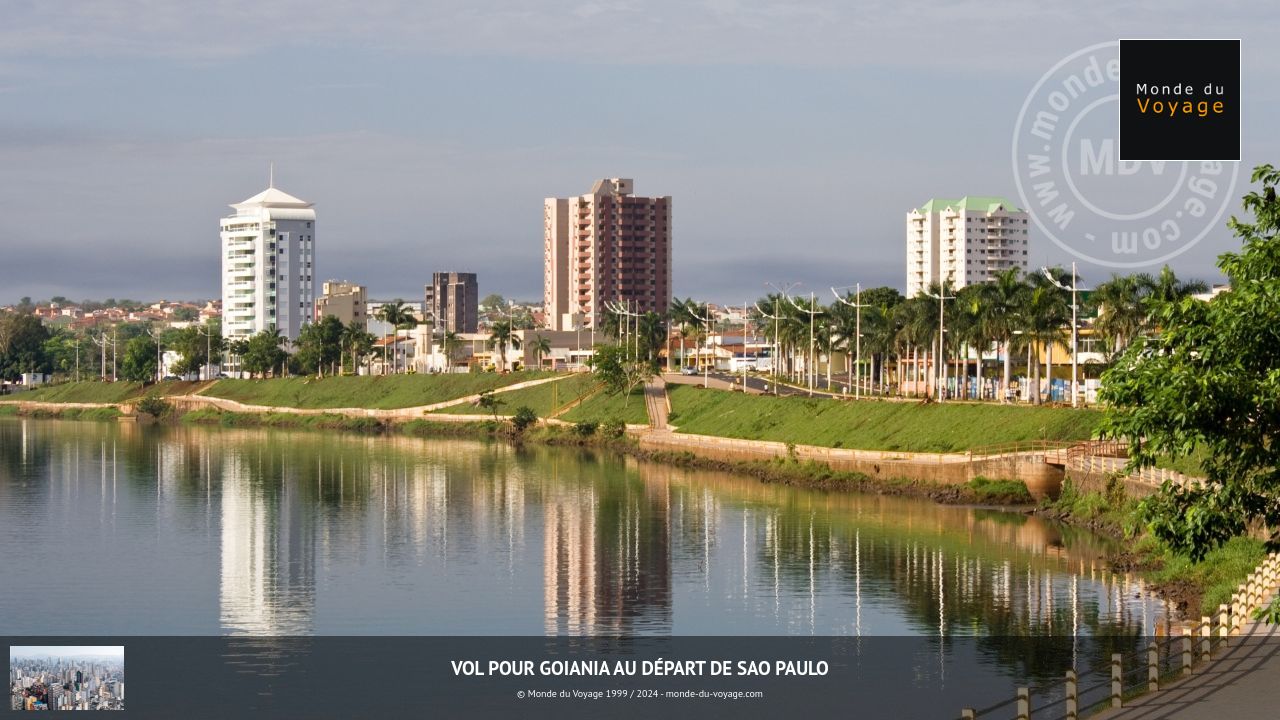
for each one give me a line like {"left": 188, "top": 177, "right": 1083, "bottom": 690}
{"left": 1, "top": 1, "right": 1277, "bottom": 305}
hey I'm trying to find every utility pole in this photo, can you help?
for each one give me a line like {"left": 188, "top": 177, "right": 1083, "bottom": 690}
{"left": 925, "top": 287, "right": 954, "bottom": 402}
{"left": 832, "top": 284, "right": 868, "bottom": 399}
{"left": 1044, "top": 262, "right": 1083, "bottom": 407}
{"left": 686, "top": 304, "right": 712, "bottom": 389}
{"left": 787, "top": 292, "right": 823, "bottom": 396}
{"left": 761, "top": 281, "right": 800, "bottom": 396}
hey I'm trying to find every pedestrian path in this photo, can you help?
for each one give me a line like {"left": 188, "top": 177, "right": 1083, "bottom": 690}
{"left": 643, "top": 377, "right": 669, "bottom": 429}
{"left": 1095, "top": 623, "right": 1280, "bottom": 720}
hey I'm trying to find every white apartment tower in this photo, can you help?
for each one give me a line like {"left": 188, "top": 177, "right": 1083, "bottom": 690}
{"left": 220, "top": 180, "right": 316, "bottom": 342}
{"left": 906, "top": 196, "right": 1029, "bottom": 297}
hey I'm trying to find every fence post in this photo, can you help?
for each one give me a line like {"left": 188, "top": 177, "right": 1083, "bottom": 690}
{"left": 1111, "top": 653, "right": 1122, "bottom": 708}
{"left": 1017, "top": 686, "right": 1030, "bottom": 720}
{"left": 1065, "top": 669, "right": 1077, "bottom": 720}
{"left": 1182, "top": 629, "right": 1193, "bottom": 675}
{"left": 1218, "top": 604, "right": 1230, "bottom": 645}
{"left": 961, "top": 709, "right": 975, "bottom": 720}
{"left": 1148, "top": 641, "right": 1159, "bottom": 692}
{"left": 1201, "top": 617, "right": 1212, "bottom": 661}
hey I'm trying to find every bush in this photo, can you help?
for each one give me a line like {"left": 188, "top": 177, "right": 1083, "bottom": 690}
{"left": 573, "top": 420, "right": 598, "bottom": 437}
{"left": 511, "top": 406, "right": 538, "bottom": 433}
{"left": 136, "top": 395, "right": 171, "bottom": 418}
{"left": 600, "top": 418, "right": 627, "bottom": 439}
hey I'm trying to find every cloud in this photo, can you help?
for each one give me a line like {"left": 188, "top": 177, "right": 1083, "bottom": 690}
{"left": 2, "top": 1, "right": 1274, "bottom": 72}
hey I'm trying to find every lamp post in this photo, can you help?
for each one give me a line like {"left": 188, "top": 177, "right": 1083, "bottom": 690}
{"left": 760, "top": 281, "right": 800, "bottom": 396}
{"left": 832, "top": 284, "right": 869, "bottom": 399}
{"left": 924, "top": 287, "right": 955, "bottom": 402}
{"left": 1043, "top": 262, "right": 1083, "bottom": 407}
{"left": 145, "top": 328, "right": 164, "bottom": 384}
{"left": 787, "top": 292, "right": 823, "bottom": 396}
{"left": 686, "top": 304, "right": 713, "bottom": 389}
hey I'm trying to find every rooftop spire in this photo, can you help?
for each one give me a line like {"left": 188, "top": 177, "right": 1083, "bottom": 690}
{"left": 269, "top": 162, "right": 275, "bottom": 189}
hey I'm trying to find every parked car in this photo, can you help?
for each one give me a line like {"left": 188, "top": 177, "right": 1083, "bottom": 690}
{"left": 680, "top": 366, "right": 698, "bottom": 376}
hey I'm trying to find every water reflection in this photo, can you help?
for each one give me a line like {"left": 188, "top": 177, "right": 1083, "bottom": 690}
{"left": 0, "top": 418, "right": 1167, "bottom": 647}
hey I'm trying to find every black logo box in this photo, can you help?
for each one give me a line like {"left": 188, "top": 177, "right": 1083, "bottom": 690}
{"left": 1119, "top": 39, "right": 1240, "bottom": 161}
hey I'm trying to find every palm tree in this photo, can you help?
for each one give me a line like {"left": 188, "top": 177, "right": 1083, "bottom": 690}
{"left": 489, "top": 320, "right": 520, "bottom": 372}
{"left": 978, "top": 268, "right": 1027, "bottom": 401}
{"left": 442, "top": 330, "right": 460, "bottom": 370}
{"left": 376, "top": 300, "right": 412, "bottom": 374}
{"left": 1091, "top": 272, "right": 1154, "bottom": 360}
{"left": 340, "top": 321, "right": 375, "bottom": 375}
{"left": 1020, "top": 272, "right": 1070, "bottom": 404}
{"left": 531, "top": 334, "right": 551, "bottom": 370}
{"left": 1146, "top": 265, "right": 1209, "bottom": 312}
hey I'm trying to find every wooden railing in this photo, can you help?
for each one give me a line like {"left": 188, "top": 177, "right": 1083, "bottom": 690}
{"left": 955, "top": 551, "right": 1280, "bottom": 720}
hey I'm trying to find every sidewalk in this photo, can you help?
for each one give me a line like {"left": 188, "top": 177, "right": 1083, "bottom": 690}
{"left": 1095, "top": 623, "right": 1280, "bottom": 720}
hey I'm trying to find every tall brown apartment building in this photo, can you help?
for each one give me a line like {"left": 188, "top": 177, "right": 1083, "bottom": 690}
{"left": 543, "top": 178, "right": 671, "bottom": 331}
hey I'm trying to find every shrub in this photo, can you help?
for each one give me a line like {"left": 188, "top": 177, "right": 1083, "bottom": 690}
{"left": 511, "top": 406, "right": 538, "bottom": 433}
{"left": 600, "top": 418, "right": 627, "bottom": 439}
{"left": 136, "top": 395, "right": 171, "bottom": 418}
{"left": 573, "top": 420, "right": 598, "bottom": 437}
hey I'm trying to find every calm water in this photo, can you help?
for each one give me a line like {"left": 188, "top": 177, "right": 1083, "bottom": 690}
{"left": 0, "top": 417, "right": 1167, "bottom": 637}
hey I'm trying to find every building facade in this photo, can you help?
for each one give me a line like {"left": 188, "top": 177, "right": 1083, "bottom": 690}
{"left": 906, "top": 196, "right": 1028, "bottom": 297}
{"left": 220, "top": 183, "right": 316, "bottom": 341}
{"left": 544, "top": 178, "right": 672, "bottom": 331}
{"left": 315, "top": 281, "right": 367, "bottom": 327}
{"left": 424, "top": 272, "right": 478, "bottom": 333}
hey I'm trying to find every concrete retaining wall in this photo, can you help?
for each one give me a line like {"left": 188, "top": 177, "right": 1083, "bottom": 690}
{"left": 636, "top": 431, "right": 1066, "bottom": 498}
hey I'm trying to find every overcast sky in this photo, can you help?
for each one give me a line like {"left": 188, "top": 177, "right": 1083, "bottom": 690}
{"left": 2, "top": 1, "right": 1277, "bottom": 305}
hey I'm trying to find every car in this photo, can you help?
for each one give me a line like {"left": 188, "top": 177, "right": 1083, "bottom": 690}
{"left": 680, "top": 366, "right": 698, "bottom": 376}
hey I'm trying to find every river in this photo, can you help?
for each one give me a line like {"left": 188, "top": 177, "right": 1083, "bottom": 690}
{"left": 0, "top": 417, "right": 1166, "bottom": 639}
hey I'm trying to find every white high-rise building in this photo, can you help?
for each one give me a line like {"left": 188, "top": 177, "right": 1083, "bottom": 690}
{"left": 220, "top": 180, "right": 316, "bottom": 342}
{"left": 905, "top": 196, "right": 1028, "bottom": 297}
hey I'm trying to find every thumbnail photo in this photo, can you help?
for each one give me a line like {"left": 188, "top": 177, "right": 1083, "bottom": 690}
{"left": 9, "top": 646, "right": 124, "bottom": 711}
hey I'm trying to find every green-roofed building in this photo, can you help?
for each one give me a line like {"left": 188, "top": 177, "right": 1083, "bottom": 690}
{"left": 906, "top": 195, "right": 1029, "bottom": 297}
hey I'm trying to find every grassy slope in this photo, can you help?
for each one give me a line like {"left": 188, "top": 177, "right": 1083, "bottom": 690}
{"left": 667, "top": 385, "right": 1103, "bottom": 452}
{"left": 560, "top": 387, "right": 650, "bottom": 425}
{"left": 437, "top": 373, "right": 599, "bottom": 416}
{"left": 201, "top": 372, "right": 556, "bottom": 410}
{"left": 9, "top": 380, "right": 208, "bottom": 404}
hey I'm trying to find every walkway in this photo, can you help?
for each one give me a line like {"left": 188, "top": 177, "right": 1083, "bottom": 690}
{"left": 643, "top": 377, "right": 669, "bottom": 430}
{"left": 1096, "top": 623, "right": 1280, "bottom": 720}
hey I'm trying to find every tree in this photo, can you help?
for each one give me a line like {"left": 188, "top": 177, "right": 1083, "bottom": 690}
{"left": 166, "top": 322, "right": 224, "bottom": 378}
{"left": 1092, "top": 272, "right": 1155, "bottom": 359}
{"left": 488, "top": 320, "right": 520, "bottom": 372}
{"left": 119, "top": 335, "right": 158, "bottom": 382}
{"left": 978, "top": 269, "right": 1028, "bottom": 401}
{"left": 442, "top": 331, "right": 461, "bottom": 369}
{"left": 475, "top": 389, "right": 505, "bottom": 421}
{"left": 341, "top": 321, "right": 376, "bottom": 375}
{"left": 590, "top": 343, "right": 652, "bottom": 403}
{"left": 375, "top": 300, "right": 414, "bottom": 373}
{"left": 295, "top": 316, "right": 345, "bottom": 376}
{"left": 1100, "top": 164, "right": 1280, "bottom": 559}
{"left": 0, "top": 313, "right": 51, "bottom": 380}
{"left": 511, "top": 406, "right": 538, "bottom": 433}
{"left": 530, "top": 334, "right": 551, "bottom": 369}
{"left": 241, "top": 329, "right": 287, "bottom": 379}
{"left": 480, "top": 294, "right": 507, "bottom": 313}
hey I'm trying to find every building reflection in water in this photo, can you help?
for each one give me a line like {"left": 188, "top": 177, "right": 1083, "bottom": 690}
{"left": 0, "top": 419, "right": 1171, "bottom": 647}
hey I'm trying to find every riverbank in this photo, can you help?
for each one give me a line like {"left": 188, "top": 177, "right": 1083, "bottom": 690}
{"left": 1, "top": 377, "right": 1255, "bottom": 619}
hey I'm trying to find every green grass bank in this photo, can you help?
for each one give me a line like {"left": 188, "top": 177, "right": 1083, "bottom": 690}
{"left": 667, "top": 385, "right": 1102, "bottom": 452}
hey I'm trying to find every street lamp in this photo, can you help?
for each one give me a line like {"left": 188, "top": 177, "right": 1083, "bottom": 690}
{"left": 924, "top": 287, "right": 954, "bottom": 402}
{"left": 1043, "top": 262, "right": 1084, "bottom": 407}
{"left": 685, "top": 303, "right": 713, "bottom": 389}
{"left": 831, "top": 284, "right": 869, "bottom": 399}
{"left": 759, "top": 281, "right": 800, "bottom": 396}
{"left": 787, "top": 292, "right": 823, "bottom": 397}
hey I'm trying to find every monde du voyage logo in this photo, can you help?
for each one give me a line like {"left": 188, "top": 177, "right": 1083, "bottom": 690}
{"left": 1012, "top": 40, "right": 1240, "bottom": 268}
